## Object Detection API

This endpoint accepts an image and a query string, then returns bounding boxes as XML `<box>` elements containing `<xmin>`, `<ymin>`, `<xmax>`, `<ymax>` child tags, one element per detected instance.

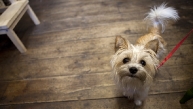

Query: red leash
<box><xmin>157</xmin><ymin>29</ymin><xmax>193</xmax><ymax>69</ymax></box>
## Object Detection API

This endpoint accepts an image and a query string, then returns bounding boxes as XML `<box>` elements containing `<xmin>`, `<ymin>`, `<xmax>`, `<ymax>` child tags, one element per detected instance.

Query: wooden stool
<box><xmin>0</xmin><ymin>0</ymin><xmax>40</xmax><ymax>53</ymax></box>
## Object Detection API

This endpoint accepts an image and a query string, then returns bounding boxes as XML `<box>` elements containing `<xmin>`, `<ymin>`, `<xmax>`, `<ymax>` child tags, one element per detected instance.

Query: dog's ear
<box><xmin>115</xmin><ymin>36</ymin><xmax>131</xmax><ymax>52</ymax></box>
<box><xmin>145</xmin><ymin>39</ymin><xmax>159</xmax><ymax>53</ymax></box>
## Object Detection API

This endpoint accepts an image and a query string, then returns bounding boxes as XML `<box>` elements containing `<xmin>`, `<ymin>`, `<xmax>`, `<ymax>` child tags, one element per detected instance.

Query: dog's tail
<box><xmin>145</xmin><ymin>3</ymin><xmax>179</xmax><ymax>33</ymax></box>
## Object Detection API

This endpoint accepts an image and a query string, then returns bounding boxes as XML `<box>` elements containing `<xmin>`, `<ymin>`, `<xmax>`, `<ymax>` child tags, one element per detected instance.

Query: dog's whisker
<box><xmin>146</xmin><ymin>72</ymin><xmax>153</xmax><ymax>79</ymax></box>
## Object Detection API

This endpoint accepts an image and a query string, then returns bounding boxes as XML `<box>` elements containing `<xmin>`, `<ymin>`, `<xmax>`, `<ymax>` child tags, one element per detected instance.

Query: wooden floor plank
<box><xmin>12</xmin><ymin>29</ymin><xmax>193</xmax><ymax>60</ymax></box>
<box><xmin>19</xmin><ymin>19</ymin><xmax>192</xmax><ymax>46</ymax></box>
<box><xmin>21</xmin><ymin>22</ymin><xmax>192</xmax><ymax>50</ymax></box>
<box><xmin>1</xmin><ymin>31</ymin><xmax>192</xmax><ymax>66</ymax></box>
<box><xmin>0</xmin><ymin>49</ymin><xmax>193</xmax><ymax>81</ymax></box>
<box><xmin>0</xmin><ymin>72</ymin><xmax>192</xmax><ymax>105</ymax></box>
<box><xmin>0</xmin><ymin>93</ymin><xmax>192</xmax><ymax>109</ymax></box>
<box><xmin>12</xmin><ymin>44</ymin><xmax>193</xmax><ymax>65</ymax></box>
<box><xmin>26</xmin><ymin>0</ymin><xmax>193</xmax><ymax>35</ymax></box>
<box><xmin>136</xmin><ymin>92</ymin><xmax>193</xmax><ymax>109</ymax></box>
<box><xmin>0</xmin><ymin>97</ymin><xmax>135</xmax><ymax>109</ymax></box>
<box><xmin>0</xmin><ymin>83</ymin><xmax>8</xmax><ymax>99</ymax></box>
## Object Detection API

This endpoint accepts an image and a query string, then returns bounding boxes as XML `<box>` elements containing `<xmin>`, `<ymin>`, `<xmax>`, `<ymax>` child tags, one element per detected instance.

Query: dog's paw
<box><xmin>134</xmin><ymin>100</ymin><xmax>142</xmax><ymax>106</ymax></box>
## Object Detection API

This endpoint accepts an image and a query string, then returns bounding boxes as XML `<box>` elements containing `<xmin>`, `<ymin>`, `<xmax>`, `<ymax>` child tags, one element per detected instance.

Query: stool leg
<box><xmin>27</xmin><ymin>5</ymin><xmax>40</xmax><ymax>25</ymax></box>
<box><xmin>6</xmin><ymin>29</ymin><xmax>27</xmax><ymax>53</ymax></box>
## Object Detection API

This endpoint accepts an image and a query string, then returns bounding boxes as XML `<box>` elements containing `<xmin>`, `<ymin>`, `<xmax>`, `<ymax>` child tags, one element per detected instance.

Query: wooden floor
<box><xmin>0</xmin><ymin>0</ymin><xmax>193</xmax><ymax>108</ymax></box>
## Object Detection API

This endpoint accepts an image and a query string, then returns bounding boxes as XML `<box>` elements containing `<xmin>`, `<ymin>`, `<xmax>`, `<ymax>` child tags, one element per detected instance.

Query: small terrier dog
<box><xmin>111</xmin><ymin>4</ymin><xmax>179</xmax><ymax>106</ymax></box>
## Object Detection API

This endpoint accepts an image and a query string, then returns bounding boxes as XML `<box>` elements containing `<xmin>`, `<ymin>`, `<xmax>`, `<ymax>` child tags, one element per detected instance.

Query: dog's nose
<box><xmin>129</xmin><ymin>67</ymin><xmax>138</xmax><ymax>74</ymax></box>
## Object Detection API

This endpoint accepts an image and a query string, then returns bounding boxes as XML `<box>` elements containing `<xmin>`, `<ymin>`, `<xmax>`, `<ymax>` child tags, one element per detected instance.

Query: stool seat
<box><xmin>0</xmin><ymin>0</ymin><xmax>28</xmax><ymax>29</ymax></box>
<box><xmin>0</xmin><ymin>0</ymin><xmax>40</xmax><ymax>53</ymax></box>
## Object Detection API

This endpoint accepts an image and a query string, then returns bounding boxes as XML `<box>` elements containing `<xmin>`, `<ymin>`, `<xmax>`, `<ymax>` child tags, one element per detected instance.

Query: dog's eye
<box><xmin>140</xmin><ymin>60</ymin><xmax>146</xmax><ymax>66</ymax></box>
<box><xmin>123</xmin><ymin>58</ymin><xmax>130</xmax><ymax>64</ymax></box>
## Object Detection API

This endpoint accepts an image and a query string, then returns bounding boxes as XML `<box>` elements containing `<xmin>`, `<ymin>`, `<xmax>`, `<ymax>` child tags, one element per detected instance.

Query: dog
<box><xmin>110</xmin><ymin>3</ymin><xmax>179</xmax><ymax>106</ymax></box>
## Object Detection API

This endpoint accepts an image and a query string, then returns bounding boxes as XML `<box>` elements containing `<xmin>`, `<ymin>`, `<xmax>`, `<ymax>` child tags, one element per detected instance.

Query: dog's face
<box><xmin>111</xmin><ymin>36</ymin><xmax>159</xmax><ymax>88</ymax></box>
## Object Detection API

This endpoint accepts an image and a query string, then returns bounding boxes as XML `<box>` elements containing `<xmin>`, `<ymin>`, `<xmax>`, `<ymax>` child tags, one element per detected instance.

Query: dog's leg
<box><xmin>134</xmin><ymin>99</ymin><xmax>142</xmax><ymax>106</ymax></box>
<box><xmin>134</xmin><ymin>87</ymin><xmax>149</xmax><ymax>106</ymax></box>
